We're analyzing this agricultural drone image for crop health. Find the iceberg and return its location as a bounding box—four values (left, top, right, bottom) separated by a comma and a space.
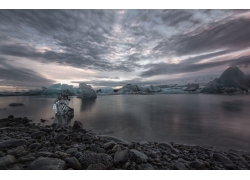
41, 83, 77, 95
77, 83, 97, 98
117, 84, 161, 94
201, 66, 250, 93
96, 88, 114, 94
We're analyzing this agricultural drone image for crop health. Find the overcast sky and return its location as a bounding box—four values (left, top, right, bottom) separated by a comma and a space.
1, 9, 250, 90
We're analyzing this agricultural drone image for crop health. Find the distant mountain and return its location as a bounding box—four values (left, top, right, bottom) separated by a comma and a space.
201, 66, 250, 93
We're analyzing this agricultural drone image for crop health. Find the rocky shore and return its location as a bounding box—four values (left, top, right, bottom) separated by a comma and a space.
0, 116, 250, 170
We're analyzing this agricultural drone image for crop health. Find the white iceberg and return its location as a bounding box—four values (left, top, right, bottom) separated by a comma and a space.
41, 83, 77, 95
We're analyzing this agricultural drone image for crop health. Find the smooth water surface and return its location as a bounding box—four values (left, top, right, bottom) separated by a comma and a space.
1, 94, 250, 151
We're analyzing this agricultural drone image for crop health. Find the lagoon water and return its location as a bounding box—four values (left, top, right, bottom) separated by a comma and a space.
1, 94, 250, 151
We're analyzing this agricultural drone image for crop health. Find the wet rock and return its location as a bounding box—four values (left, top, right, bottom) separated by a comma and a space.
21, 117, 30, 124
137, 163, 154, 170
139, 141, 149, 146
54, 151, 70, 159
37, 151, 53, 157
213, 153, 234, 165
104, 142, 116, 150
98, 135, 129, 144
97, 147, 106, 153
7, 146, 27, 157
90, 144, 99, 152
112, 145, 121, 152
65, 157, 81, 170
72, 121, 83, 130
157, 142, 179, 154
87, 163, 106, 170
75, 152, 83, 159
150, 151, 162, 159
29, 157, 67, 170
0, 155, 17, 168
130, 149, 148, 163
54, 134, 68, 143
173, 162, 187, 170
79, 152, 113, 169
190, 160, 206, 170
65, 148, 78, 154
29, 143, 41, 150
73, 129, 86, 134
30, 131, 46, 139
18, 155, 36, 163
0, 139, 27, 149
113, 148, 130, 167
8, 115, 14, 119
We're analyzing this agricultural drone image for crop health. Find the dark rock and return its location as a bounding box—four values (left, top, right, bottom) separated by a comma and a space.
114, 148, 130, 167
139, 141, 149, 146
8, 115, 14, 119
0, 155, 17, 167
37, 151, 53, 157
65, 157, 81, 170
213, 153, 234, 165
7, 146, 27, 157
21, 117, 30, 124
104, 142, 116, 150
30, 131, 46, 139
29, 143, 41, 150
79, 152, 113, 169
157, 142, 180, 154
0, 139, 27, 149
72, 121, 83, 130
54, 134, 68, 143
18, 155, 36, 163
112, 145, 121, 152
65, 148, 78, 154
73, 129, 86, 134
9, 103, 24, 107
173, 162, 187, 170
97, 148, 106, 153
75, 152, 83, 159
98, 135, 129, 144
87, 163, 106, 170
90, 144, 99, 152
130, 149, 148, 163
29, 157, 67, 170
150, 150, 162, 159
190, 160, 206, 170
137, 163, 154, 170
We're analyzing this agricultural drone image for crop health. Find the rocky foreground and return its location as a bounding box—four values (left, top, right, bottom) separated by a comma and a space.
0, 116, 250, 170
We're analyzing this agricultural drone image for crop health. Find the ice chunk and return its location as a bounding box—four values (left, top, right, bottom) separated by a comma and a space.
117, 84, 161, 94
77, 83, 97, 98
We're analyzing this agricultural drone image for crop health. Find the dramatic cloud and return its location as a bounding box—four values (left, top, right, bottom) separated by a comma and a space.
1, 9, 250, 89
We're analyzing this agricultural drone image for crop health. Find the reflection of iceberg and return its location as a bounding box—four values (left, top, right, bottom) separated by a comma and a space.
53, 114, 72, 125
117, 84, 161, 94
42, 83, 79, 95
96, 88, 114, 94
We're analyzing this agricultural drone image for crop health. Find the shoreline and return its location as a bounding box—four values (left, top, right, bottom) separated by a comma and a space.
0, 116, 250, 170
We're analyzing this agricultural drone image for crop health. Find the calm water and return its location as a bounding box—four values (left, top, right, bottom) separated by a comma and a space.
0, 94, 250, 151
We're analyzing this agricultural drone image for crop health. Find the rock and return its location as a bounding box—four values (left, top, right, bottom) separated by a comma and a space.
28, 143, 41, 150
157, 142, 179, 154
137, 163, 154, 170
65, 148, 78, 154
9, 103, 24, 107
30, 131, 46, 139
173, 162, 187, 170
37, 151, 53, 157
7, 146, 27, 157
113, 148, 130, 167
21, 117, 30, 124
130, 149, 148, 163
112, 145, 121, 152
73, 129, 86, 134
139, 141, 149, 146
213, 153, 234, 165
79, 152, 113, 169
98, 135, 129, 144
65, 157, 81, 170
72, 121, 83, 130
29, 157, 67, 170
0, 155, 17, 167
18, 155, 36, 163
190, 160, 206, 170
87, 163, 106, 170
150, 151, 162, 159
0, 139, 27, 149
54, 134, 68, 143
97, 148, 106, 153
8, 115, 14, 119
75, 152, 83, 159
104, 142, 116, 150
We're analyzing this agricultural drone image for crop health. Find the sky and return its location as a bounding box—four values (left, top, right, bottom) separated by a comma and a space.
1, 9, 250, 91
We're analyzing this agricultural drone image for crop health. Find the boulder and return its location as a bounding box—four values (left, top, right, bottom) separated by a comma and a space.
157, 142, 179, 154
29, 157, 67, 170
0, 139, 27, 149
65, 157, 81, 170
72, 121, 83, 130
130, 149, 148, 163
87, 163, 106, 170
113, 148, 130, 167
0, 155, 17, 167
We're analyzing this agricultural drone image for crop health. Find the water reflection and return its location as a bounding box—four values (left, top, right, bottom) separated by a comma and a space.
221, 100, 245, 112
53, 114, 72, 125
80, 99, 96, 112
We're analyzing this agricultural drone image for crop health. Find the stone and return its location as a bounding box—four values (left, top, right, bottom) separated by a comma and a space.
139, 141, 149, 146
213, 153, 234, 165
54, 134, 68, 143
78, 152, 113, 169
190, 160, 206, 170
87, 163, 106, 170
150, 151, 162, 159
18, 155, 36, 163
21, 117, 30, 124
65, 157, 81, 170
72, 121, 83, 130
157, 142, 180, 154
104, 142, 116, 150
0, 155, 17, 167
7, 146, 27, 157
29, 157, 67, 170
0, 139, 27, 149
8, 115, 14, 119
90, 144, 99, 152
37, 151, 53, 157
65, 148, 78, 154
137, 163, 154, 170
30, 131, 46, 139
113, 148, 130, 167
112, 145, 121, 152
97, 148, 106, 153
173, 162, 187, 170
28, 143, 41, 150
130, 149, 148, 163
73, 129, 86, 134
